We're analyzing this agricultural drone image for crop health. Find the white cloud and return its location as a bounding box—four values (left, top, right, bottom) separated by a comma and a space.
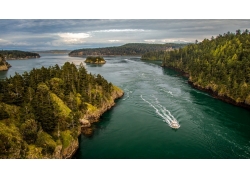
58, 32, 90, 39
93, 29, 146, 33
57, 32, 91, 44
108, 40, 120, 42
144, 39, 156, 43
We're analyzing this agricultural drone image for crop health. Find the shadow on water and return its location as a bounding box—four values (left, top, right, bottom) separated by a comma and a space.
73, 98, 123, 158
187, 78, 250, 140
161, 67, 188, 80
140, 59, 162, 66
86, 64, 104, 68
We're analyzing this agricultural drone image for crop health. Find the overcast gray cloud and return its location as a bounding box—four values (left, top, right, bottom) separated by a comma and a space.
0, 19, 250, 50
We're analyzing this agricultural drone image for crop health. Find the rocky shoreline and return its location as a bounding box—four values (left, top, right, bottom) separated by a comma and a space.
65, 86, 124, 159
188, 80, 250, 110
0, 64, 11, 71
162, 65, 250, 111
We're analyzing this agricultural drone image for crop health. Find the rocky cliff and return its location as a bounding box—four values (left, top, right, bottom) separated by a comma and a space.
0, 55, 11, 71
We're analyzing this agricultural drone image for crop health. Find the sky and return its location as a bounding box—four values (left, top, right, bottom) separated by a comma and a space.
1, 19, 250, 51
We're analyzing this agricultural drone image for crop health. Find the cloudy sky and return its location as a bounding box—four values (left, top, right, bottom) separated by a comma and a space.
0, 19, 250, 51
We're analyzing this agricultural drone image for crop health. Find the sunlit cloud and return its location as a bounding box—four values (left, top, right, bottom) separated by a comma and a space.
108, 40, 120, 42
144, 39, 156, 43
93, 29, 146, 33
57, 32, 91, 39
161, 39, 191, 43
57, 32, 91, 44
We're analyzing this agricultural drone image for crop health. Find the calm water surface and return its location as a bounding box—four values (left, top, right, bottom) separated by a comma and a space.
1, 54, 250, 159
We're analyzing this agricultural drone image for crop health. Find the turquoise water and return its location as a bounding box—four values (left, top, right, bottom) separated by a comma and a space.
1, 54, 250, 159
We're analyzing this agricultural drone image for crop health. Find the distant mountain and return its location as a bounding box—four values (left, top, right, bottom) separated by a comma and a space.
34, 50, 71, 54
69, 43, 188, 56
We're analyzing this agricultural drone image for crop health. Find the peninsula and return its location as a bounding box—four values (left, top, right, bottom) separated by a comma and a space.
0, 50, 40, 60
0, 62, 123, 158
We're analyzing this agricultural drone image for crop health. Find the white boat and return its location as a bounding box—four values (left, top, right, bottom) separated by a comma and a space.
170, 119, 180, 129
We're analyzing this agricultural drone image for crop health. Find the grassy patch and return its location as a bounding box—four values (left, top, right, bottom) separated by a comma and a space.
50, 92, 71, 117
36, 131, 57, 155
26, 145, 43, 159
113, 85, 123, 93
85, 103, 97, 113
0, 121, 23, 158
60, 130, 74, 149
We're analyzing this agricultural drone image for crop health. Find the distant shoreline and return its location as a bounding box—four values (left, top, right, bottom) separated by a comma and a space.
6, 56, 40, 60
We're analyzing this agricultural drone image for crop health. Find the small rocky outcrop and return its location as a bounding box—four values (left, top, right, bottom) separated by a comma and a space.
0, 55, 11, 71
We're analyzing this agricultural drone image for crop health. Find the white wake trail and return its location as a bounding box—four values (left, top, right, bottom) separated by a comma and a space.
123, 89, 131, 101
152, 95, 176, 121
140, 95, 180, 129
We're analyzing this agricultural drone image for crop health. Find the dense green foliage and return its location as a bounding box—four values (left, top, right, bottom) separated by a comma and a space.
69, 43, 187, 56
0, 62, 117, 158
159, 29, 250, 105
141, 51, 169, 60
85, 56, 106, 64
0, 50, 40, 59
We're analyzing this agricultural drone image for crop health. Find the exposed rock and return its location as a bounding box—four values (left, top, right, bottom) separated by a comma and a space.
80, 119, 91, 128
83, 87, 124, 122
62, 139, 79, 159
53, 145, 63, 159
81, 127, 93, 136
0, 65, 9, 71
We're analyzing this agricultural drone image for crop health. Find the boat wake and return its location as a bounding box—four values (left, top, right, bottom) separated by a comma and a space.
140, 95, 180, 129
123, 89, 132, 101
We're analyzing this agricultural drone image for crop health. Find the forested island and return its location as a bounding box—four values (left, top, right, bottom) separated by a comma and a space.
0, 54, 11, 71
0, 62, 123, 158
141, 30, 250, 109
69, 43, 187, 56
0, 50, 40, 60
85, 56, 106, 64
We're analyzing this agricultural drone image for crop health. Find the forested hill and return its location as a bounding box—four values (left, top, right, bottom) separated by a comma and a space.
0, 50, 40, 60
0, 62, 123, 158
160, 29, 250, 109
69, 43, 187, 56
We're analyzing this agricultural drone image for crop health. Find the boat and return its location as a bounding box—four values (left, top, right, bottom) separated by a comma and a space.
170, 119, 180, 129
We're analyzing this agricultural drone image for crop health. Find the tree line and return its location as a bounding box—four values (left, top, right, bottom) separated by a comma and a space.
0, 50, 40, 59
143, 29, 250, 106
69, 43, 187, 56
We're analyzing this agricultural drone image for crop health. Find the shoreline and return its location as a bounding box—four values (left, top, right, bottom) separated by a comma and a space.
6, 56, 40, 60
161, 65, 250, 111
68, 86, 124, 159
